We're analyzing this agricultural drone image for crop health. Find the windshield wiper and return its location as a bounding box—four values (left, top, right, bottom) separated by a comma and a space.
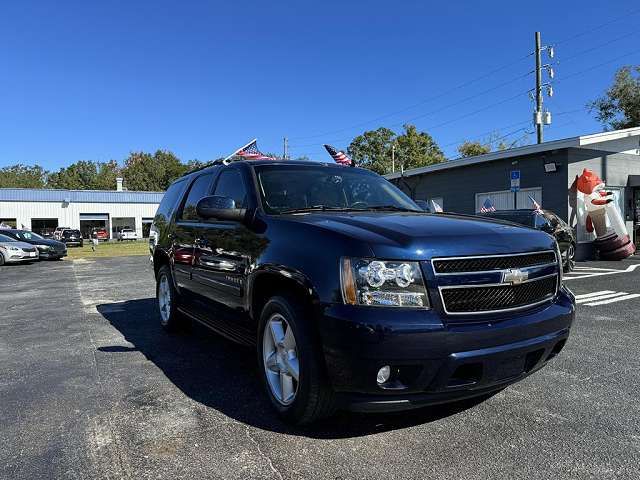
363, 205, 422, 212
279, 205, 359, 214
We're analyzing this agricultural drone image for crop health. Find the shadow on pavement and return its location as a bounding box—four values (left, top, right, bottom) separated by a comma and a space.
96, 298, 490, 439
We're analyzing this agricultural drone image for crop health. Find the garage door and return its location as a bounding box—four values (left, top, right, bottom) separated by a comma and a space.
475, 190, 514, 212
79, 213, 109, 221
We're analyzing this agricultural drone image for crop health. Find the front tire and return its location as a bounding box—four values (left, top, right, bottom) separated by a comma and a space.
257, 296, 335, 425
564, 243, 576, 273
156, 265, 185, 331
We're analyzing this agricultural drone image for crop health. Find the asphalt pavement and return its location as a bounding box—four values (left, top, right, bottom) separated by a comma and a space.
1, 255, 639, 479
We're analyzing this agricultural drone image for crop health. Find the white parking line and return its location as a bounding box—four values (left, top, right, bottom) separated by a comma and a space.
576, 292, 629, 304
584, 293, 640, 307
574, 291, 614, 300
563, 263, 640, 281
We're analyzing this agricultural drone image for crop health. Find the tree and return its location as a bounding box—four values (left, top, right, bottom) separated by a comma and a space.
347, 127, 395, 174
122, 150, 188, 191
395, 124, 445, 170
588, 65, 640, 130
458, 140, 491, 157
0, 164, 48, 188
47, 160, 121, 190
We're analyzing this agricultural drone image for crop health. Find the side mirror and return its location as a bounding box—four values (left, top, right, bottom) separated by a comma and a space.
196, 195, 246, 222
414, 200, 429, 211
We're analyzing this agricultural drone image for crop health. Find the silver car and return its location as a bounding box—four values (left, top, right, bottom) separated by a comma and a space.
0, 233, 39, 265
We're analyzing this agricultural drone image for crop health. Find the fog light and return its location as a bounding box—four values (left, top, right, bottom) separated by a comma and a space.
376, 365, 391, 384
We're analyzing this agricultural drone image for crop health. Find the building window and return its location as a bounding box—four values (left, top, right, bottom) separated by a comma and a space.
475, 188, 542, 212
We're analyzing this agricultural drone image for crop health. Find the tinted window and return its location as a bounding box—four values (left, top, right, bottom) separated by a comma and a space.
0, 233, 17, 242
180, 173, 215, 221
63, 230, 81, 237
155, 178, 188, 225
16, 231, 43, 241
213, 169, 247, 209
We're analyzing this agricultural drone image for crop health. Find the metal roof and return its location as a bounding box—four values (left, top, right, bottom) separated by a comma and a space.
385, 126, 640, 180
0, 188, 164, 204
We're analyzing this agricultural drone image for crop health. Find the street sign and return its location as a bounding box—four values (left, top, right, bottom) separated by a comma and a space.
510, 170, 520, 192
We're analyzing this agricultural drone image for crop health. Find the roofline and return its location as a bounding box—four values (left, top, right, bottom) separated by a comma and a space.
385, 126, 640, 180
0, 187, 164, 194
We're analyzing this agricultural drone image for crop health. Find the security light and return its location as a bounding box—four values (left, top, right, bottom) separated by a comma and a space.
544, 161, 557, 173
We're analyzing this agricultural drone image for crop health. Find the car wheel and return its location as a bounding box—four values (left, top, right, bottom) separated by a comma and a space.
156, 265, 185, 331
564, 243, 576, 273
0, 252, 5, 266
257, 295, 335, 425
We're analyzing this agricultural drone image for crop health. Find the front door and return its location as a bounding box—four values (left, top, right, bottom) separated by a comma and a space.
191, 167, 266, 311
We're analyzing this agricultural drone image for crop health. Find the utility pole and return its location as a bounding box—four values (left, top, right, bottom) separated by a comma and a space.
535, 31, 543, 144
283, 137, 288, 160
391, 144, 396, 173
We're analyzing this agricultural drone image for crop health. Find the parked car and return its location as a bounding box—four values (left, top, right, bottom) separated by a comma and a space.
117, 228, 138, 241
0, 233, 39, 265
91, 227, 109, 241
0, 229, 67, 260
150, 160, 575, 424
53, 227, 70, 240
60, 229, 84, 247
480, 209, 576, 272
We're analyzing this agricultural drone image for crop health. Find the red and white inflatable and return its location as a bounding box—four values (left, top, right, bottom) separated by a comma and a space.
575, 168, 635, 260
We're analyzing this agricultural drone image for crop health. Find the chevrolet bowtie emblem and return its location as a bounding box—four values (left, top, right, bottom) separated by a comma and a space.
502, 268, 528, 285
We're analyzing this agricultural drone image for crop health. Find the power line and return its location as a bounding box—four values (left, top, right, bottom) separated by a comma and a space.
552, 6, 640, 46
554, 48, 640, 84
288, 53, 533, 141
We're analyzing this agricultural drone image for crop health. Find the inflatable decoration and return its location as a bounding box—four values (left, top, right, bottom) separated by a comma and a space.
575, 168, 635, 260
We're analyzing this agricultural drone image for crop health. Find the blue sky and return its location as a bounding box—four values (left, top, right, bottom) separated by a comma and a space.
1, 1, 639, 170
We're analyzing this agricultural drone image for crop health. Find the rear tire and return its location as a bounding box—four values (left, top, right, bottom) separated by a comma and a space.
257, 295, 335, 425
156, 265, 186, 332
0, 253, 5, 266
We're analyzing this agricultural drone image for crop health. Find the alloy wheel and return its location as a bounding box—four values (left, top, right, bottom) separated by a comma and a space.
158, 275, 172, 322
262, 313, 300, 405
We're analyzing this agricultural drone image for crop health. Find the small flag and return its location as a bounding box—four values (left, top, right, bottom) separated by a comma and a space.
323, 144, 353, 166
480, 198, 496, 213
235, 140, 275, 161
430, 199, 443, 213
528, 194, 543, 213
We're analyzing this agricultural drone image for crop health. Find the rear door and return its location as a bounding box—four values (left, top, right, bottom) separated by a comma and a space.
172, 172, 216, 291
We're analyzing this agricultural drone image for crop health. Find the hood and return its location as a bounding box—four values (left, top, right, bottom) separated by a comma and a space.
30, 238, 66, 248
0, 240, 36, 250
285, 211, 557, 260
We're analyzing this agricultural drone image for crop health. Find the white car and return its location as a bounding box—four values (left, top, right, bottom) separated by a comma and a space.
117, 228, 138, 241
0, 233, 39, 265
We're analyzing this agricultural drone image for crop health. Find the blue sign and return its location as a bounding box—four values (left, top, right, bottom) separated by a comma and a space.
510, 170, 520, 192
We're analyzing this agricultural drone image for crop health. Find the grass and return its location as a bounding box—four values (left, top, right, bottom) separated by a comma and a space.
65, 239, 151, 259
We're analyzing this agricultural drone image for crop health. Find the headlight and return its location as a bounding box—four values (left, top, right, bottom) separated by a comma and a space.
8, 246, 20, 251
340, 258, 430, 308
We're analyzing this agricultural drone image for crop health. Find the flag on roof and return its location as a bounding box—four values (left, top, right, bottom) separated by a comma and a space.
430, 199, 443, 213
234, 139, 275, 160
480, 198, 496, 213
323, 144, 353, 166
529, 194, 543, 213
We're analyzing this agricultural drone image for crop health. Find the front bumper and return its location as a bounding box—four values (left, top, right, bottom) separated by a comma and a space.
38, 249, 67, 259
3, 251, 39, 262
318, 285, 575, 411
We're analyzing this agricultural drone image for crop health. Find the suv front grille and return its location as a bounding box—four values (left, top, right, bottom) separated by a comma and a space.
441, 275, 557, 314
433, 251, 557, 274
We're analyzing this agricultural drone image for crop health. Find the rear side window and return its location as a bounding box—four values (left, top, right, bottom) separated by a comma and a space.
213, 169, 247, 208
155, 179, 188, 226
180, 173, 215, 221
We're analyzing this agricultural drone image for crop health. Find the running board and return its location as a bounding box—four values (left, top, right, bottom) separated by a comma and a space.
177, 305, 256, 347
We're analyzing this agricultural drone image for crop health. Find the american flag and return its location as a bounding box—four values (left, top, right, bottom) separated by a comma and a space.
528, 194, 543, 213
323, 144, 353, 166
430, 199, 443, 213
480, 198, 496, 213
235, 140, 275, 161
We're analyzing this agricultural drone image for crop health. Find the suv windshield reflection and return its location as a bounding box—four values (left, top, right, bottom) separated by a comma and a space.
255, 165, 420, 214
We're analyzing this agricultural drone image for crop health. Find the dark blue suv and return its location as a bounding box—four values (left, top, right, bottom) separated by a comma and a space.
150, 160, 575, 424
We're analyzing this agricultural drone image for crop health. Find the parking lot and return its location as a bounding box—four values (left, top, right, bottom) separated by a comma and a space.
1, 255, 639, 480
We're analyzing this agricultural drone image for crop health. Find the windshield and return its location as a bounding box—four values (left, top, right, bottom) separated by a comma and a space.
255, 165, 420, 214
16, 231, 44, 241
0, 233, 17, 242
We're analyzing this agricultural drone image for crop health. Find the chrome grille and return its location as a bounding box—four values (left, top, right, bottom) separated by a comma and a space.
441, 275, 557, 314
433, 251, 557, 274
21, 247, 37, 253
